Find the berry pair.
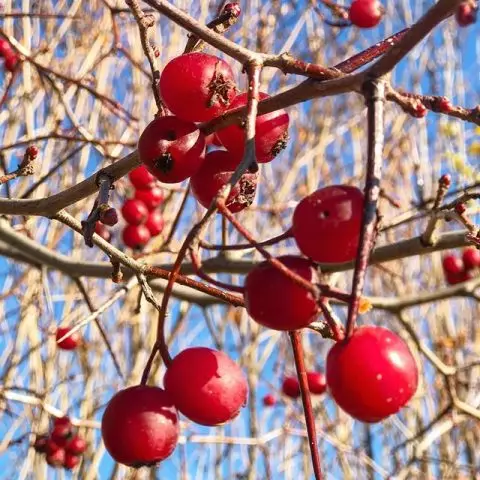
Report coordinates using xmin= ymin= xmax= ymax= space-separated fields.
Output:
xmin=0 ymin=38 xmax=19 ymax=72
xmin=442 ymin=247 xmax=480 ymax=285
xmin=281 ymin=371 xmax=327 ymax=399
xmin=33 ymin=416 xmax=87 ymax=470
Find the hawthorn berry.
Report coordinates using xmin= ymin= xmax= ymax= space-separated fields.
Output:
xmin=244 ymin=256 xmax=319 ymax=331
xmin=99 ymin=207 xmax=118 ymax=226
xmin=349 ymin=0 xmax=384 ymax=28
xmin=306 ymin=371 xmax=327 ymax=395
xmin=33 ymin=435 xmax=49 ymax=453
xmin=190 ymin=150 xmax=258 ymax=213
xmin=462 ymin=247 xmax=480 ymax=271
xmin=129 ymin=165 xmax=157 ymax=190
xmin=292 ymin=185 xmax=364 ymax=264
xmin=134 ymin=186 xmax=164 ymax=211
xmin=138 ymin=116 xmax=206 ymax=184
xmin=160 ymin=52 xmax=237 ymax=122
xmin=121 ymin=199 xmax=149 ymax=225
xmin=0 ymin=39 xmax=12 ymax=56
xmin=164 ymin=347 xmax=248 ymax=426
xmin=216 ymin=92 xmax=289 ymax=164
xmin=65 ymin=435 xmax=87 ymax=455
xmin=122 ymin=224 xmax=151 ymax=249
xmin=56 ymin=327 xmax=81 ymax=350
xmin=94 ymin=222 xmax=111 ymax=242
xmin=64 ymin=453 xmax=81 ymax=470
xmin=456 ymin=1 xmax=477 ymax=26
xmin=45 ymin=438 xmax=61 ymax=455
xmin=145 ymin=210 xmax=165 ymax=237
xmin=263 ymin=393 xmax=276 ymax=407
xmin=51 ymin=423 xmax=72 ymax=446
xmin=3 ymin=52 xmax=18 ymax=72
xmin=326 ymin=325 xmax=418 ymax=423
xmin=46 ymin=448 xmax=66 ymax=468
xmin=101 ymin=385 xmax=179 ymax=467
xmin=282 ymin=376 xmax=300 ymax=398
xmin=53 ymin=416 xmax=72 ymax=429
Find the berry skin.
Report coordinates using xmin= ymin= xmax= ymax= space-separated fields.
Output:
xmin=51 ymin=423 xmax=73 ymax=446
xmin=121 ymin=199 xmax=149 ymax=225
xmin=190 ymin=150 xmax=258 ymax=213
xmin=0 ymin=39 xmax=12 ymax=56
xmin=134 ymin=186 xmax=164 ymax=211
xmin=244 ymin=255 xmax=319 ymax=331
xmin=45 ymin=438 xmax=61 ymax=455
xmin=56 ymin=327 xmax=81 ymax=350
xmin=101 ymin=385 xmax=179 ymax=467
xmin=65 ymin=435 xmax=87 ymax=455
xmin=306 ymin=371 xmax=327 ymax=395
xmin=94 ymin=222 xmax=111 ymax=242
xmin=122 ymin=224 xmax=151 ymax=249
xmin=138 ymin=116 xmax=206 ymax=184
xmin=64 ymin=453 xmax=81 ymax=470
xmin=349 ymin=0 xmax=384 ymax=28
xmin=462 ymin=247 xmax=480 ymax=271
xmin=164 ymin=347 xmax=248 ymax=426
xmin=456 ymin=1 xmax=477 ymax=26
xmin=53 ymin=416 xmax=72 ymax=429
xmin=263 ymin=394 xmax=276 ymax=407
xmin=3 ymin=52 xmax=18 ymax=72
xmin=46 ymin=448 xmax=66 ymax=468
xmin=99 ymin=207 xmax=118 ymax=226
xmin=216 ymin=92 xmax=289 ymax=164
xmin=282 ymin=376 xmax=300 ymax=398
xmin=160 ymin=52 xmax=237 ymax=122
xmin=33 ymin=435 xmax=49 ymax=453
xmin=292 ymin=185 xmax=364 ymax=264
xmin=326 ymin=325 xmax=418 ymax=423
xmin=145 ymin=210 xmax=165 ymax=237
xmin=442 ymin=254 xmax=464 ymax=276
xmin=129 ymin=165 xmax=157 ymax=190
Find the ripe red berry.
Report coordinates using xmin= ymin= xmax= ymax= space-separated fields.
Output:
xmin=164 ymin=347 xmax=248 ymax=426
xmin=65 ymin=435 xmax=87 ymax=455
xmin=101 ymin=385 xmax=179 ymax=467
xmin=244 ymin=256 xmax=319 ymax=331
xmin=263 ymin=393 xmax=276 ymax=407
xmin=53 ymin=416 xmax=72 ymax=429
xmin=456 ymin=1 xmax=477 ymax=26
xmin=190 ymin=150 xmax=258 ymax=213
xmin=145 ymin=210 xmax=165 ymax=237
xmin=292 ymin=186 xmax=364 ymax=264
xmin=306 ymin=371 xmax=327 ymax=395
xmin=326 ymin=325 xmax=418 ymax=423
xmin=55 ymin=327 xmax=81 ymax=350
xmin=33 ymin=435 xmax=49 ymax=453
xmin=134 ymin=186 xmax=164 ymax=211
xmin=138 ymin=116 xmax=206 ymax=184
xmin=46 ymin=448 xmax=66 ymax=467
xmin=0 ymin=38 xmax=12 ymax=56
xmin=122 ymin=224 xmax=151 ymax=249
xmin=45 ymin=438 xmax=61 ymax=455
xmin=282 ymin=376 xmax=300 ymax=398
xmin=216 ymin=92 xmax=289 ymax=163
xmin=462 ymin=247 xmax=480 ymax=271
xmin=437 ymin=97 xmax=452 ymax=113
xmin=442 ymin=254 xmax=464 ymax=275
xmin=129 ymin=165 xmax=157 ymax=190
xmin=349 ymin=0 xmax=384 ymax=28
xmin=412 ymin=102 xmax=428 ymax=118
xmin=121 ymin=199 xmax=149 ymax=225
xmin=94 ymin=222 xmax=111 ymax=241
xmin=63 ymin=453 xmax=81 ymax=470
xmin=160 ymin=53 xmax=237 ymax=122
xmin=99 ymin=207 xmax=118 ymax=226
xmin=3 ymin=52 xmax=18 ymax=72
xmin=51 ymin=423 xmax=72 ymax=446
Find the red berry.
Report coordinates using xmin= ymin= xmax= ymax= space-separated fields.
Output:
xmin=55 ymin=327 xmax=81 ymax=350
xmin=326 ymin=325 xmax=418 ymax=423
xmin=263 ymin=394 xmax=276 ymax=407
xmin=3 ymin=52 xmax=18 ymax=72
xmin=121 ymin=199 xmax=149 ymax=225
xmin=442 ymin=254 xmax=464 ymax=275
xmin=224 ymin=3 xmax=241 ymax=17
xmin=129 ymin=165 xmax=157 ymax=190
xmin=437 ymin=97 xmax=452 ymax=113
xmin=292 ymin=186 xmax=364 ymax=264
xmin=456 ymin=1 xmax=477 ymax=26
xmin=51 ymin=423 xmax=73 ymax=446
xmin=282 ymin=376 xmax=300 ymax=398
xmin=164 ymin=347 xmax=248 ymax=426
xmin=462 ymin=247 xmax=480 ymax=271
xmin=349 ymin=0 xmax=384 ymax=28
xmin=138 ymin=116 xmax=206 ymax=184
xmin=65 ymin=435 xmax=87 ymax=455
xmin=33 ymin=435 xmax=49 ymax=453
xmin=63 ymin=453 xmax=81 ymax=470
xmin=0 ymin=38 xmax=12 ymax=56
xmin=46 ymin=448 xmax=66 ymax=467
xmin=306 ymin=371 xmax=327 ymax=395
xmin=445 ymin=270 xmax=469 ymax=285
xmin=216 ymin=92 xmax=289 ymax=164
xmin=99 ymin=207 xmax=118 ymax=226
xmin=145 ymin=210 xmax=165 ymax=237
xmin=244 ymin=255 xmax=319 ymax=331
xmin=53 ymin=416 xmax=72 ymax=429
xmin=412 ymin=102 xmax=428 ymax=118
xmin=160 ymin=53 xmax=237 ymax=122
xmin=122 ymin=224 xmax=151 ymax=249
xmin=190 ymin=150 xmax=258 ymax=213
xmin=45 ymin=438 xmax=61 ymax=455
xmin=134 ymin=186 xmax=164 ymax=211
xmin=101 ymin=385 xmax=179 ymax=467
xmin=94 ymin=222 xmax=111 ymax=242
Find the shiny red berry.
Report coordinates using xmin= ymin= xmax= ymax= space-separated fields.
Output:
xmin=129 ymin=165 xmax=157 ymax=190
xmin=292 ymin=185 xmax=364 ymax=264
xmin=190 ymin=150 xmax=258 ymax=213
xmin=442 ymin=254 xmax=464 ymax=275
xmin=99 ymin=207 xmax=118 ymax=226
xmin=456 ymin=1 xmax=477 ymax=26
xmin=263 ymin=394 xmax=276 ymax=407
xmin=56 ymin=327 xmax=81 ymax=350
xmin=282 ymin=376 xmax=300 ymax=398
xmin=65 ymin=435 xmax=87 ymax=455
xmin=134 ymin=186 xmax=164 ymax=211
xmin=462 ymin=247 xmax=480 ymax=271
xmin=45 ymin=438 xmax=61 ymax=455
xmin=122 ymin=224 xmax=151 ymax=249
xmin=138 ymin=116 xmax=206 ymax=184
xmin=94 ymin=222 xmax=111 ymax=242
xmin=101 ymin=385 xmax=179 ymax=467
xmin=164 ymin=347 xmax=248 ymax=426
xmin=306 ymin=371 xmax=327 ymax=395
xmin=53 ymin=416 xmax=72 ymax=429
xmin=349 ymin=0 xmax=384 ymax=28
xmin=216 ymin=92 xmax=289 ymax=164
xmin=121 ymin=199 xmax=148 ymax=225
xmin=51 ymin=424 xmax=72 ymax=446
xmin=326 ymin=325 xmax=418 ymax=423
xmin=0 ymin=38 xmax=12 ymax=56
xmin=160 ymin=53 xmax=237 ymax=122
xmin=244 ymin=256 xmax=319 ymax=331
xmin=145 ymin=210 xmax=165 ymax=237
xmin=63 ymin=453 xmax=81 ymax=470
xmin=46 ymin=448 xmax=66 ymax=467
xmin=4 ymin=52 xmax=18 ymax=72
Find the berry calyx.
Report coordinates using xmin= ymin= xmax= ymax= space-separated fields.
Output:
xmin=64 ymin=453 xmax=81 ymax=470
xmin=306 ymin=371 xmax=327 ymax=395
xmin=190 ymin=150 xmax=258 ymax=213
xmin=101 ymin=386 xmax=179 ymax=467
xmin=121 ymin=199 xmax=149 ymax=225
xmin=462 ymin=247 xmax=480 ymax=271
xmin=164 ymin=347 xmax=248 ymax=426
xmin=55 ymin=327 xmax=81 ymax=350
xmin=224 ymin=2 xmax=241 ymax=17
xmin=122 ymin=224 xmax=151 ymax=249
xmin=129 ymin=165 xmax=157 ymax=190
xmin=138 ymin=116 xmax=206 ymax=184
xmin=53 ymin=416 xmax=72 ymax=429
xmin=244 ymin=255 xmax=319 ymax=331
xmin=134 ymin=186 xmax=164 ymax=211
xmin=292 ymin=185 xmax=364 ymax=264
xmin=160 ymin=53 xmax=237 ymax=122
xmin=326 ymin=325 xmax=418 ymax=423
xmin=263 ymin=393 xmax=276 ymax=407
xmin=282 ymin=376 xmax=300 ymax=398
xmin=51 ymin=423 xmax=73 ymax=446
xmin=349 ymin=0 xmax=384 ymax=28
xmin=145 ymin=210 xmax=165 ymax=237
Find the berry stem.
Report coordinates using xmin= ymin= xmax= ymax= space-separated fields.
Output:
xmin=345 ymin=80 xmax=385 ymax=338
xmin=289 ymin=330 xmax=323 ymax=480
xmin=199 ymin=229 xmax=292 ymax=251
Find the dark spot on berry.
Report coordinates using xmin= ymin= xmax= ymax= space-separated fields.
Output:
xmin=248 ymin=161 xmax=259 ymax=173
xmin=320 ymin=210 xmax=330 ymax=219
xmin=271 ymin=131 xmax=288 ymax=158
xmin=165 ymin=130 xmax=177 ymax=141
xmin=154 ymin=153 xmax=174 ymax=173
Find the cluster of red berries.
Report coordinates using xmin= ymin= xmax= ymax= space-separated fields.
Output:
xmin=0 ymin=38 xmax=18 ymax=72
xmin=121 ymin=165 xmax=165 ymax=249
xmin=348 ymin=0 xmax=384 ymax=28
xmin=33 ymin=416 xmax=87 ymax=470
xmin=442 ymin=247 xmax=480 ymax=285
